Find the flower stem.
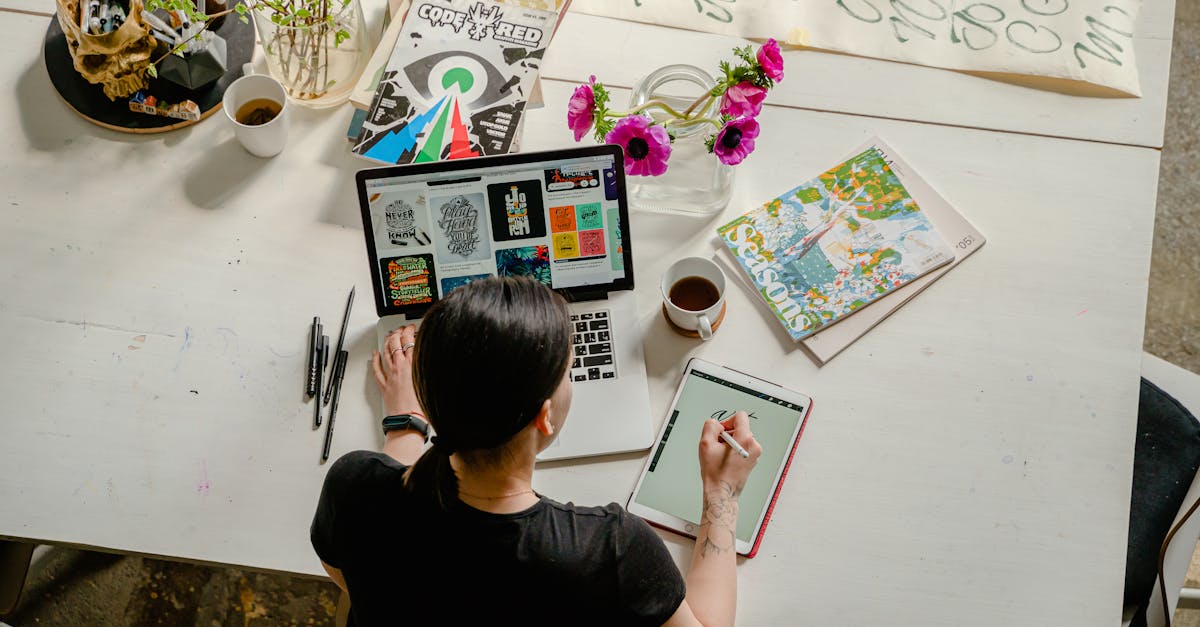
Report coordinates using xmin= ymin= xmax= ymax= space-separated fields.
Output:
xmin=608 ymin=99 xmax=688 ymax=120
xmin=682 ymin=92 xmax=714 ymax=118
xmin=684 ymin=117 xmax=724 ymax=129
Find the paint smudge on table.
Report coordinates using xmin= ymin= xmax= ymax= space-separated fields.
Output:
xmin=216 ymin=327 xmax=239 ymax=355
xmin=197 ymin=460 xmax=210 ymax=496
xmin=128 ymin=335 xmax=146 ymax=350
xmin=174 ymin=326 xmax=192 ymax=371
xmin=1076 ymin=309 xmax=1089 ymax=317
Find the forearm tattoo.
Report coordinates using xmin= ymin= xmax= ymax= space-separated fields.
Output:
xmin=698 ymin=481 xmax=740 ymax=558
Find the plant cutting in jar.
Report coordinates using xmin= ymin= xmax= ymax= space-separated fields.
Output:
xmin=144 ymin=0 xmax=353 ymax=99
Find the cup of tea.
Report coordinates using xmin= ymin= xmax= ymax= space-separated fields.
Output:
xmin=661 ymin=257 xmax=726 ymax=340
xmin=222 ymin=67 xmax=288 ymax=158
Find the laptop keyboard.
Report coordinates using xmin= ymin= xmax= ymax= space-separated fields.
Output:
xmin=569 ymin=310 xmax=616 ymax=383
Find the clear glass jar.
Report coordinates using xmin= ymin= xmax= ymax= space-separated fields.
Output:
xmin=627 ymin=64 xmax=734 ymax=215
xmin=253 ymin=0 xmax=369 ymax=107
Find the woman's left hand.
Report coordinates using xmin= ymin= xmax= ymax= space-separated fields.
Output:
xmin=372 ymin=325 xmax=423 ymax=417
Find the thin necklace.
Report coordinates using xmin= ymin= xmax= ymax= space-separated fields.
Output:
xmin=458 ymin=488 xmax=536 ymax=500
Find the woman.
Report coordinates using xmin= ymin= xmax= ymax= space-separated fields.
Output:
xmin=311 ymin=276 xmax=762 ymax=626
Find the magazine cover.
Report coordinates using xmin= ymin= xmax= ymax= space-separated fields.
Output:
xmin=352 ymin=0 xmax=553 ymax=164
xmin=717 ymin=144 xmax=955 ymax=341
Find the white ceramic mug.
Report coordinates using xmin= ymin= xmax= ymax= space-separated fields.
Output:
xmin=222 ymin=65 xmax=288 ymax=158
xmin=661 ymin=256 xmax=726 ymax=341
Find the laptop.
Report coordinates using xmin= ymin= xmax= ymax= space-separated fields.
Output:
xmin=354 ymin=145 xmax=654 ymax=461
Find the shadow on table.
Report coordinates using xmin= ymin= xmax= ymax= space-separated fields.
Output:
xmin=17 ymin=60 xmax=97 ymax=153
xmin=296 ymin=105 xmax=365 ymax=230
xmin=182 ymin=137 xmax=269 ymax=210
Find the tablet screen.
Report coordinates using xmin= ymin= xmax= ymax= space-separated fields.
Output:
xmin=633 ymin=368 xmax=808 ymax=543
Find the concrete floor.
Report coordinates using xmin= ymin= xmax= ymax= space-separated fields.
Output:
xmin=3 ymin=7 xmax=1199 ymax=626
xmin=1161 ymin=4 xmax=1200 ymax=623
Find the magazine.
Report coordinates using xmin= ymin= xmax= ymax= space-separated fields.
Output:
xmin=352 ymin=0 xmax=553 ymax=164
xmin=716 ymin=141 xmax=955 ymax=342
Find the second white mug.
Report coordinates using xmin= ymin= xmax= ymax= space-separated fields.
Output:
xmin=661 ymin=257 xmax=727 ymax=340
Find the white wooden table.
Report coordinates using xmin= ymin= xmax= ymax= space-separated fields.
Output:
xmin=0 ymin=2 xmax=1175 ymax=625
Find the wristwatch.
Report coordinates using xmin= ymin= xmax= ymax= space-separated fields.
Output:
xmin=382 ymin=413 xmax=431 ymax=441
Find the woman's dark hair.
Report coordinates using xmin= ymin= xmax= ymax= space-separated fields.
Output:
xmin=404 ymin=276 xmax=572 ymax=510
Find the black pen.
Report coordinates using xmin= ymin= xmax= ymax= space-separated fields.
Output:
xmin=314 ymin=334 xmax=328 ymax=428
xmin=305 ymin=316 xmax=320 ymax=397
xmin=322 ymin=350 xmax=349 ymax=462
xmin=323 ymin=286 xmax=355 ymax=406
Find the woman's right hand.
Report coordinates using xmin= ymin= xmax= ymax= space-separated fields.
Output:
xmin=697 ymin=412 xmax=762 ymax=496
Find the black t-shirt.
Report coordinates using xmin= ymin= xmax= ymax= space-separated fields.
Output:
xmin=311 ymin=451 xmax=687 ymax=626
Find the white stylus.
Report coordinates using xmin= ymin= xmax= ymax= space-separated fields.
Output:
xmin=718 ymin=430 xmax=750 ymax=459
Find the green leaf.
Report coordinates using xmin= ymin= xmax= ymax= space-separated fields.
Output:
xmin=235 ymin=3 xmax=246 ymax=13
xmin=593 ymin=115 xmax=616 ymax=143
xmin=294 ymin=8 xmax=310 ymax=17
xmin=147 ymin=64 xmax=158 ymax=78
xmin=238 ymin=13 xmax=248 ymax=22
xmin=592 ymin=82 xmax=610 ymax=112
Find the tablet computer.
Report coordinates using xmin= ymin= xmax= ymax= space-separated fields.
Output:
xmin=627 ymin=358 xmax=813 ymax=557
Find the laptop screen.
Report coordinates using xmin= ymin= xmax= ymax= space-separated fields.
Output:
xmin=356 ymin=145 xmax=633 ymax=319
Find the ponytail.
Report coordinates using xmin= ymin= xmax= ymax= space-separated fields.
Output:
xmin=404 ymin=439 xmax=458 ymax=512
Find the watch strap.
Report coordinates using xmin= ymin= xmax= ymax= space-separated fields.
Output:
xmin=382 ymin=413 xmax=431 ymax=441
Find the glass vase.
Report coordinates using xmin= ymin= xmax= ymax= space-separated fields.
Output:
xmin=253 ymin=0 xmax=370 ymax=108
xmin=627 ymin=64 xmax=734 ymax=216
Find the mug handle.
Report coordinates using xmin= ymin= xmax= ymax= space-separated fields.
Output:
xmin=696 ymin=314 xmax=713 ymax=341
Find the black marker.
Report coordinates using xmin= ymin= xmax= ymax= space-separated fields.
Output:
xmin=323 ymin=286 xmax=355 ymax=406
xmin=305 ymin=316 xmax=320 ymax=397
xmin=314 ymin=334 xmax=328 ymax=428
xmin=322 ymin=350 xmax=349 ymax=462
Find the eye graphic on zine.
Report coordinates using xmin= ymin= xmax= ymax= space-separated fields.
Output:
xmin=403 ymin=51 xmax=513 ymax=110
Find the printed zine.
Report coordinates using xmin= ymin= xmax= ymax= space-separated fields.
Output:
xmin=717 ymin=145 xmax=954 ymax=341
xmin=353 ymin=0 xmax=554 ymax=164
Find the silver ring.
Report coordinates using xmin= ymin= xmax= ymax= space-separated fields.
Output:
xmin=401 ymin=342 xmax=415 ymax=351
xmin=389 ymin=347 xmax=402 ymax=355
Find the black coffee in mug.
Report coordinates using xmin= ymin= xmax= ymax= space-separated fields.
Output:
xmin=669 ymin=275 xmax=720 ymax=312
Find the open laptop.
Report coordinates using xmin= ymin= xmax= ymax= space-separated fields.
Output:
xmin=354 ymin=145 xmax=654 ymax=461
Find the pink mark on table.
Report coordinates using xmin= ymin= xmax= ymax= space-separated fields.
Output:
xmin=1076 ymin=309 xmax=1088 ymax=317
xmin=197 ymin=460 xmax=211 ymax=496
xmin=921 ymin=347 xmax=935 ymax=357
